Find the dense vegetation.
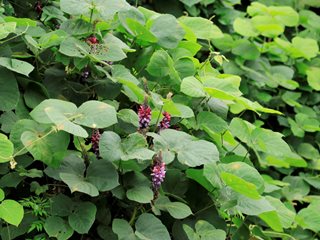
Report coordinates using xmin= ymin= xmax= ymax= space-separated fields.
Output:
xmin=0 ymin=0 xmax=319 ymax=239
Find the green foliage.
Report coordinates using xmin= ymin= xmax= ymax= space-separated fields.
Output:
xmin=0 ymin=0 xmax=319 ymax=239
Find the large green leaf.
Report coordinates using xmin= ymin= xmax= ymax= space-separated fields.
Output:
xmin=45 ymin=107 xmax=88 ymax=137
xmin=68 ymin=202 xmax=97 ymax=234
xmin=179 ymin=16 xmax=223 ymax=40
xmin=221 ymin=172 xmax=261 ymax=199
xmin=183 ymin=224 xmax=200 ymax=240
xmin=251 ymin=15 xmax=284 ymax=37
xmin=86 ymin=160 xmax=119 ymax=191
xmin=150 ymin=14 xmax=185 ymax=49
xmin=20 ymin=130 xmax=51 ymax=162
xmin=0 ymin=134 xmax=14 ymax=163
xmin=181 ymin=76 xmax=206 ymax=97
xmin=4 ymin=16 xmax=37 ymax=27
xmin=0 ymin=67 xmax=20 ymax=111
xmin=197 ymin=111 xmax=228 ymax=134
xmin=60 ymin=0 xmax=130 ymax=20
xmin=99 ymin=131 xmax=123 ymax=162
xmin=148 ymin=129 xmax=193 ymax=155
xmin=229 ymin=117 xmax=255 ymax=143
xmin=236 ymin=195 xmax=275 ymax=215
xmin=0 ymin=57 xmax=34 ymax=76
xmin=0 ymin=200 xmax=24 ymax=226
xmin=247 ymin=2 xmax=298 ymax=28
xmin=59 ymin=37 xmax=89 ymax=58
xmin=169 ymin=129 xmax=209 ymax=153
xmin=232 ymin=39 xmax=260 ymax=60
xmin=73 ymin=101 xmax=117 ymax=128
xmin=121 ymin=133 xmax=155 ymax=161
xmin=120 ymin=79 xmax=145 ymax=104
xmin=20 ymin=127 xmax=69 ymax=167
xmin=296 ymin=200 xmax=320 ymax=233
xmin=195 ymin=220 xmax=226 ymax=240
xmin=298 ymin=143 xmax=320 ymax=160
xmin=259 ymin=211 xmax=283 ymax=232
xmin=203 ymin=74 xmax=242 ymax=100
xmin=60 ymin=173 xmax=99 ymax=197
xmin=38 ymin=29 xmax=68 ymax=48
xmin=282 ymin=176 xmax=310 ymax=201
xmin=44 ymin=216 xmax=73 ymax=240
xmin=178 ymin=140 xmax=219 ymax=167
xmin=155 ymin=197 xmax=192 ymax=219
xmin=151 ymin=129 xmax=219 ymax=166
xmin=30 ymin=99 xmax=77 ymax=124
xmin=0 ymin=22 xmax=16 ymax=40
xmin=112 ymin=219 xmax=137 ymax=240
xmin=230 ymin=118 xmax=305 ymax=167
xmin=251 ymin=128 xmax=291 ymax=155
xmin=60 ymin=0 xmax=91 ymax=16
xmin=146 ymin=50 xmax=176 ymax=78
xmin=118 ymin=9 xmax=156 ymax=44
xmin=291 ymin=37 xmax=318 ymax=60
xmin=96 ymin=33 xmax=131 ymax=62
xmin=126 ymin=186 xmax=153 ymax=203
xmin=268 ymin=6 xmax=299 ymax=26
xmin=50 ymin=194 xmax=74 ymax=217
xmin=47 ymin=154 xmax=98 ymax=196
xmin=118 ymin=109 xmax=139 ymax=127
xmin=233 ymin=18 xmax=258 ymax=37
xmin=306 ymin=67 xmax=320 ymax=91
xmin=17 ymin=121 xmax=69 ymax=167
xmin=266 ymin=196 xmax=295 ymax=229
xmin=295 ymin=113 xmax=320 ymax=132
xmin=30 ymin=99 xmax=88 ymax=137
xmin=221 ymin=162 xmax=264 ymax=193
xmin=99 ymin=131 xmax=154 ymax=162
xmin=135 ymin=213 xmax=170 ymax=240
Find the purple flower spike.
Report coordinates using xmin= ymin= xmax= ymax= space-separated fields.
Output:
xmin=151 ymin=162 xmax=166 ymax=190
xmin=151 ymin=152 xmax=166 ymax=199
xmin=91 ymin=129 xmax=101 ymax=158
xmin=138 ymin=104 xmax=151 ymax=130
xmin=159 ymin=112 xmax=171 ymax=130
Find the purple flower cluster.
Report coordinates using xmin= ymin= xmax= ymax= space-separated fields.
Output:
xmin=159 ymin=112 xmax=171 ymax=130
xmin=91 ymin=129 xmax=101 ymax=157
xmin=138 ymin=104 xmax=151 ymax=130
xmin=151 ymin=153 xmax=166 ymax=199
xmin=151 ymin=161 xmax=166 ymax=190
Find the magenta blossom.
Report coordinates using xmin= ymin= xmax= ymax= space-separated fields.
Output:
xmin=151 ymin=153 xmax=166 ymax=199
xmin=91 ymin=129 xmax=101 ymax=158
xmin=138 ymin=104 xmax=151 ymax=130
xmin=159 ymin=112 xmax=171 ymax=130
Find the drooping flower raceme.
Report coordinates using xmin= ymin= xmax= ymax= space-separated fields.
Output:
xmin=159 ymin=112 xmax=171 ymax=130
xmin=151 ymin=153 xmax=166 ymax=199
xmin=151 ymin=162 xmax=166 ymax=190
xmin=138 ymin=104 xmax=151 ymax=130
xmin=91 ymin=129 xmax=101 ymax=157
